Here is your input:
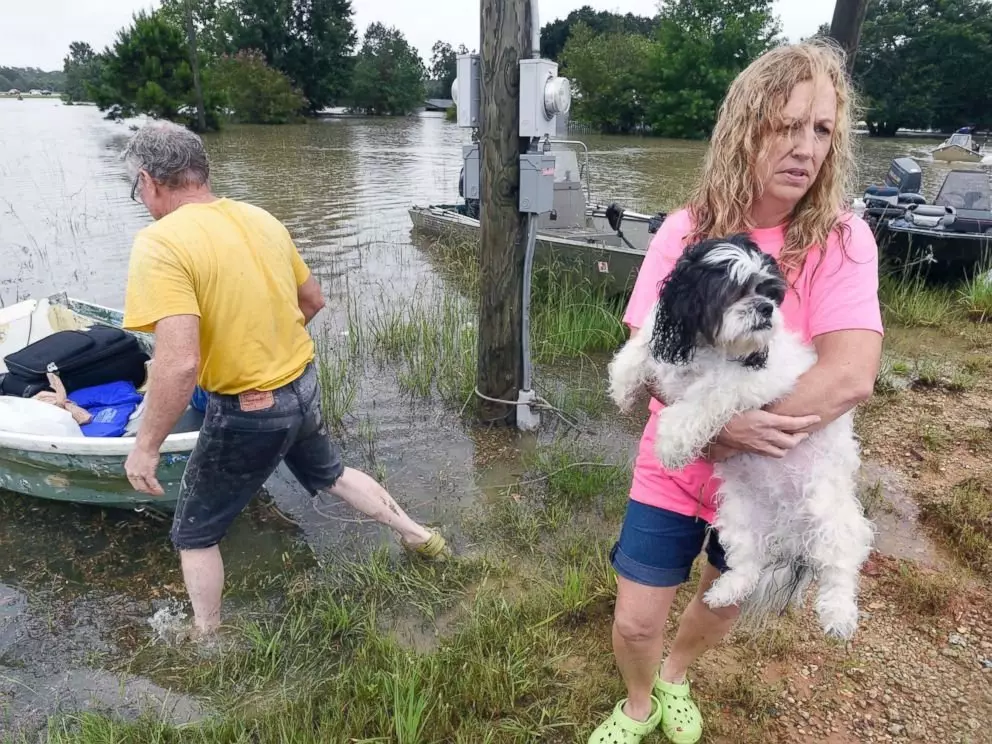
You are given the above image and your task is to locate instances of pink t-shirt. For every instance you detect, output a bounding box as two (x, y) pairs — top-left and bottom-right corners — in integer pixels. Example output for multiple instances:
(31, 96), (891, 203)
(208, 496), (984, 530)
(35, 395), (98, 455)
(623, 208), (884, 523)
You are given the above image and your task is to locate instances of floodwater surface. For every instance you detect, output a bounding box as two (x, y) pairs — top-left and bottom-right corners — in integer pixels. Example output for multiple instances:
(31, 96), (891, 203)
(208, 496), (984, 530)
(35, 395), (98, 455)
(0, 98), (963, 735)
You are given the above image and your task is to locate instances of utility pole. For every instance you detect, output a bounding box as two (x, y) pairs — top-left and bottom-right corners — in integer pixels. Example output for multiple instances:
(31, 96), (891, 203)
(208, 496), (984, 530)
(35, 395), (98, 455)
(828, 0), (870, 75)
(184, 0), (208, 132)
(476, 0), (534, 424)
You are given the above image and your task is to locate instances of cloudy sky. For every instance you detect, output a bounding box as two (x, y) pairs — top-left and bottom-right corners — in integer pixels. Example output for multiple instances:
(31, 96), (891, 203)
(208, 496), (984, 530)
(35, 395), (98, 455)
(3, 0), (838, 71)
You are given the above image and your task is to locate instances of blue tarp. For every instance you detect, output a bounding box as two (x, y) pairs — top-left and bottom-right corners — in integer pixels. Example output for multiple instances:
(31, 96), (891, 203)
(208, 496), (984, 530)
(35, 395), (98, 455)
(68, 381), (143, 438)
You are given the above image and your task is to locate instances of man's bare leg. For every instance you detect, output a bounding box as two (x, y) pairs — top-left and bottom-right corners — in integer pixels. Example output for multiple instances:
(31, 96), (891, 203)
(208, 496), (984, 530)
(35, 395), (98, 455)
(180, 545), (225, 635)
(324, 467), (433, 545)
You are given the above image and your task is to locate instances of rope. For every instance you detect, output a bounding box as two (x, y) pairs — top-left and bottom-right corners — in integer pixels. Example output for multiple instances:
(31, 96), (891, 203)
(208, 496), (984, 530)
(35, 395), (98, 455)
(471, 386), (582, 430)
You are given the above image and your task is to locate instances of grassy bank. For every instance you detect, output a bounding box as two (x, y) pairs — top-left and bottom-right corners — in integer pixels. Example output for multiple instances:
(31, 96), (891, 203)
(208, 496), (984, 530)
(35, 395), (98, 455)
(19, 254), (992, 743)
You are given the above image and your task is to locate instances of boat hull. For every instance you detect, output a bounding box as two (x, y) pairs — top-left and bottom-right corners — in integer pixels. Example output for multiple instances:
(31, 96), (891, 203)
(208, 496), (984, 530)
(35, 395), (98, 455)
(409, 205), (651, 296)
(876, 223), (992, 280)
(931, 144), (983, 163)
(0, 294), (196, 513)
(0, 445), (185, 511)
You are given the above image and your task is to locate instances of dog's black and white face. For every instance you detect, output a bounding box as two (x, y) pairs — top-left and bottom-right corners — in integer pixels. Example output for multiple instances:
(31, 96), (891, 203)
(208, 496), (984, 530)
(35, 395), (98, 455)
(650, 234), (787, 367)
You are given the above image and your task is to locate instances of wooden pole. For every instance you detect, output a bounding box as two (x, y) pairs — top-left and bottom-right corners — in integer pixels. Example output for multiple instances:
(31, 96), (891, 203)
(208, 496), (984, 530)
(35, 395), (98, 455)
(477, 0), (534, 424)
(828, 0), (870, 75)
(184, 0), (208, 132)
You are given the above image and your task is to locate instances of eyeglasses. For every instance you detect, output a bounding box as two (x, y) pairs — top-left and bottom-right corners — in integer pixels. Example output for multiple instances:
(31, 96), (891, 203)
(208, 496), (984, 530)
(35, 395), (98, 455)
(130, 173), (140, 202)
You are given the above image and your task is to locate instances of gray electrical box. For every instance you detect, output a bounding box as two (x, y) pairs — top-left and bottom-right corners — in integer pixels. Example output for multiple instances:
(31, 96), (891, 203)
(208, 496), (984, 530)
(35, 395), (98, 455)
(462, 144), (480, 200)
(519, 153), (555, 214)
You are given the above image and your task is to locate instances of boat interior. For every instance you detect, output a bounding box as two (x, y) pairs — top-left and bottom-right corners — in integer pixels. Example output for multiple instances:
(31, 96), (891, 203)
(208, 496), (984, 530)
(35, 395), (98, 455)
(0, 296), (203, 439)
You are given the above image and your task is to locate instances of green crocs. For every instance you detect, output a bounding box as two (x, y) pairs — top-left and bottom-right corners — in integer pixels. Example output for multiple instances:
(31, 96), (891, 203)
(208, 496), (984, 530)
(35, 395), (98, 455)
(401, 529), (451, 561)
(654, 677), (703, 744)
(588, 696), (663, 744)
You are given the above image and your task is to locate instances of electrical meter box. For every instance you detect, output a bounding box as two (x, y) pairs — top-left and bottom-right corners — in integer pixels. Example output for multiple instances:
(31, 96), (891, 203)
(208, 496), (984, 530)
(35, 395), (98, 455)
(454, 54), (481, 128)
(519, 58), (558, 139)
(519, 153), (555, 214)
(462, 144), (480, 200)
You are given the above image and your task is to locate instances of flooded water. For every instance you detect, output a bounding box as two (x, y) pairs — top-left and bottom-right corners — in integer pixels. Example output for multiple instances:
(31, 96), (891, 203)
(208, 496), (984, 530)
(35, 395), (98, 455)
(0, 98), (967, 735)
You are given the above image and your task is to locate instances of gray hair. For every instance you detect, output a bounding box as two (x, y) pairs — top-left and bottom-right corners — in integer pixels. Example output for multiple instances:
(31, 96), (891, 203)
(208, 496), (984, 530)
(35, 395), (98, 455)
(122, 120), (210, 188)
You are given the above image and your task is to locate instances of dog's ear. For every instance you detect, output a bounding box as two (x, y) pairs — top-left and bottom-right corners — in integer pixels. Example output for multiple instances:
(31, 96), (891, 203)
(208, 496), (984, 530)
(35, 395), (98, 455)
(650, 249), (722, 365)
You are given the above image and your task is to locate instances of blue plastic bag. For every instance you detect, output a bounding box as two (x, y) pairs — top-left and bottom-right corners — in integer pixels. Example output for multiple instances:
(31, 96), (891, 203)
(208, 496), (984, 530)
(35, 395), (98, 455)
(68, 381), (143, 438)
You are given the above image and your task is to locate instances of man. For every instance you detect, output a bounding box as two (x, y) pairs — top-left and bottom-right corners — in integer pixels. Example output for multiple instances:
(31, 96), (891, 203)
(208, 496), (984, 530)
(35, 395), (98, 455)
(121, 121), (447, 637)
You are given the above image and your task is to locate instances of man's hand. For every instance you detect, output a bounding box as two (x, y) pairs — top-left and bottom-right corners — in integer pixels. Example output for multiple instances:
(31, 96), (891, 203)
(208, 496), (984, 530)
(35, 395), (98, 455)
(125, 445), (165, 496)
(716, 409), (821, 458)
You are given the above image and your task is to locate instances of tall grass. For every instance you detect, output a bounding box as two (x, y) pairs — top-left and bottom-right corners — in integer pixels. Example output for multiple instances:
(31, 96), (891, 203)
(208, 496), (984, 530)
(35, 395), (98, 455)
(878, 272), (957, 328)
(958, 264), (992, 322)
(314, 331), (359, 428)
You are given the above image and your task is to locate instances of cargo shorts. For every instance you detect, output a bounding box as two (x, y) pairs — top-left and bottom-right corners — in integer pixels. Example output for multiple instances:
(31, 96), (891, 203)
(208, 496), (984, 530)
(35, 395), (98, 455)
(170, 362), (343, 550)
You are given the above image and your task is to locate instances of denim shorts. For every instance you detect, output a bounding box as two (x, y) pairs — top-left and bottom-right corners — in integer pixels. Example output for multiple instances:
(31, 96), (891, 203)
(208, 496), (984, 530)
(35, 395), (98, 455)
(171, 362), (344, 550)
(610, 499), (728, 588)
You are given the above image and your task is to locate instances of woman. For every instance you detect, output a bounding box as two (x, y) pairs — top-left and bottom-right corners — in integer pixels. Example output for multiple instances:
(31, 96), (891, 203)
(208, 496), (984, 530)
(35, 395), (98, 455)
(589, 40), (883, 744)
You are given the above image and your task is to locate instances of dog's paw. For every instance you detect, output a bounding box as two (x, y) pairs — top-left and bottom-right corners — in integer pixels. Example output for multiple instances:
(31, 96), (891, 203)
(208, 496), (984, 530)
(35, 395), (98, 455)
(608, 385), (637, 413)
(817, 599), (859, 641)
(703, 579), (742, 609)
(653, 437), (695, 471)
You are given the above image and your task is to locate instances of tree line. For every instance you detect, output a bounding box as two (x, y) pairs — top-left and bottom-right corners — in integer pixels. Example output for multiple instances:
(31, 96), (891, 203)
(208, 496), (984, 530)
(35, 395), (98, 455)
(551, 0), (991, 138)
(0, 67), (64, 93)
(60, 0), (470, 129)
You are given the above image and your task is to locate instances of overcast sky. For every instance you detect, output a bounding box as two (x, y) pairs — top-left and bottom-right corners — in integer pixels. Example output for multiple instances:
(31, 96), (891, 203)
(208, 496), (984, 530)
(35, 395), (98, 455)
(3, 0), (837, 72)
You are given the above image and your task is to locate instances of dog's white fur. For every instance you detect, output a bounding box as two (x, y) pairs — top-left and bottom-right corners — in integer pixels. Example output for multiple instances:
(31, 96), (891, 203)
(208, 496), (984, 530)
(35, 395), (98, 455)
(608, 239), (874, 640)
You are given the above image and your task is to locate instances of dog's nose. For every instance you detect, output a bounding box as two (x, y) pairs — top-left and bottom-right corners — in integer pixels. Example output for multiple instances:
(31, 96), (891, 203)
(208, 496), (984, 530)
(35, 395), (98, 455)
(757, 301), (774, 319)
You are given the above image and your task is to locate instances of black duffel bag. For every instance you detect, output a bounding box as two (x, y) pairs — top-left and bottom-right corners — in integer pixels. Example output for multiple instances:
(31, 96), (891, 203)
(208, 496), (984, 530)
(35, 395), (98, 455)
(2, 325), (150, 396)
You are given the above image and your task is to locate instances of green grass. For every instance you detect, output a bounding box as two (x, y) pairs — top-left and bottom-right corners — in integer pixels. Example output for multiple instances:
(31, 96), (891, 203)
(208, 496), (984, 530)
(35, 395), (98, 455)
(920, 478), (992, 576)
(958, 265), (992, 322)
(329, 236), (628, 415)
(314, 330), (359, 428)
(878, 272), (958, 328)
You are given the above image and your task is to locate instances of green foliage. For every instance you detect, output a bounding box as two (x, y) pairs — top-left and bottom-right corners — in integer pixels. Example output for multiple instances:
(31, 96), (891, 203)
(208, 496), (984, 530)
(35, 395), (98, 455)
(560, 0), (780, 138)
(61, 42), (103, 103)
(89, 10), (208, 125)
(540, 5), (657, 61)
(211, 49), (308, 123)
(855, 0), (992, 135)
(427, 40), (466, 99)
(560, 23), (653, 134)
(226, 0), (357, 112)
(0, 66), (65, 93)
(349, 23), (425, 116)
(646, 0), (781, 139)
(158, 0), (236, 58)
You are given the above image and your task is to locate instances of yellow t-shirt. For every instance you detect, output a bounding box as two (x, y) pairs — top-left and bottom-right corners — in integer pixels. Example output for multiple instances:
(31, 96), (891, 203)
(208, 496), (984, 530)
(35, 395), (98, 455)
(123, 198), (315, 394)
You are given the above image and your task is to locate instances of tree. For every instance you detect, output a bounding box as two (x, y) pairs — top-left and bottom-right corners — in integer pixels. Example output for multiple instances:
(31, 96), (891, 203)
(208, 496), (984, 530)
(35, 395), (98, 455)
(427, 40), (466, 99)
(211, 49), (308, 123)
(88, 10), (220, 129)
(645, 0), (782, 139)
(540, 6), (657, 60)
(349, 23), (425, 115)
(854, 0), (992, 135)
(560, 23), (653, 134)
(227, 0), (357, 111)
(158, 0), (235, 58)
(62, 42), (104, 102)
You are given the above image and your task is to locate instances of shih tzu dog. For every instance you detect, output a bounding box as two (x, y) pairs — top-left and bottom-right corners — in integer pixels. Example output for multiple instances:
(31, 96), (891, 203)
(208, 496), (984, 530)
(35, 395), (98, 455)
(608, 234), (874, 640)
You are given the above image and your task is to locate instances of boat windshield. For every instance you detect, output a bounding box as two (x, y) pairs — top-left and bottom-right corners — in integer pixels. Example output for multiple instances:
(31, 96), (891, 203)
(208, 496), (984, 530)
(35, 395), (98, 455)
(933, 170), (991, 211)
(948, 133), (973, 148)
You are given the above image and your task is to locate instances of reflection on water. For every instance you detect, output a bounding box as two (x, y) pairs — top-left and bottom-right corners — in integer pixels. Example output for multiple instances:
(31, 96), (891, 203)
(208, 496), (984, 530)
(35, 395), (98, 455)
(0, 98), (975, 732)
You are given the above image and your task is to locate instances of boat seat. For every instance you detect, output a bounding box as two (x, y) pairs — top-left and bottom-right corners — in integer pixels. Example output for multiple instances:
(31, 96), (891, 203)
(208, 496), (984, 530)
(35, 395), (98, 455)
(865, 185), (899, 203)
(905, 203), (955, 228)
(946, 210), (992, 234)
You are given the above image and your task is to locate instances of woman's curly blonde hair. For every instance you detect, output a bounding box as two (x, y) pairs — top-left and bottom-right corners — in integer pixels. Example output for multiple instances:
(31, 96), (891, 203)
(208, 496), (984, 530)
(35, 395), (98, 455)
(687, 38), (859, 274)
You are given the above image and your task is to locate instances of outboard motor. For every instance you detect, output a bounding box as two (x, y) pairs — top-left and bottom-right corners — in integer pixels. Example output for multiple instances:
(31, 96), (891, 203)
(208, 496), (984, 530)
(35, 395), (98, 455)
(863, 157), (926, 225)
